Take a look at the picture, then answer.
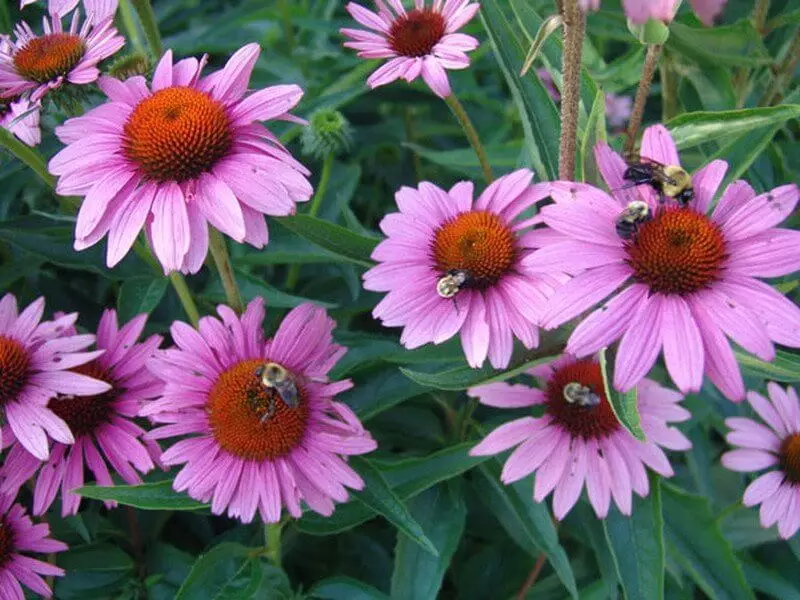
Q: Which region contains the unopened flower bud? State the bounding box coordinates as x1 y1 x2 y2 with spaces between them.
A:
301 109 354 159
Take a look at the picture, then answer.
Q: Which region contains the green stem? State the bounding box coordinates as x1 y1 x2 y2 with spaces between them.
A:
444 93 494 183
758 30 800 107
169 272 201 326
208 227 244 314
119 0 145 54
264 522 284 568
308 153 334 218
130 0 163 58
0 128 56 188
659 56 679 121
286 153 334 289
278 0 295 53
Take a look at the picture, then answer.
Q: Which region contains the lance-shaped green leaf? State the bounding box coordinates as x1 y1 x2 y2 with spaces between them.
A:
75 481 207 511
349 456 439 556
598 348 645 441
276 215 379 268
603 475 664 600
667 105 800 149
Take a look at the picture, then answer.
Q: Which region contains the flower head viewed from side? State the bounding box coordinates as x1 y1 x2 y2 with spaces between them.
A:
722 383 800 540
0 293 111 461
0 310 162 517
341 0 480 98
578 0 727 26
470 355 691 519
0 12 124 102
525 125 800 401
0 493 67 598
363 169 564 369
48 43 313 274
0 96 40 146
141 298 377 523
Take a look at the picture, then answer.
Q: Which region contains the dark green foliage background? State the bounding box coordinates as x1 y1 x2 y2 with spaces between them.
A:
0 0 798 598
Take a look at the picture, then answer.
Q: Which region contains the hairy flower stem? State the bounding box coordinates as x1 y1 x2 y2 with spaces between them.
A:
625 44 662 156
209 227 244 314
558 0 585 180
516 552 548 600
130 0 164 58
444 93 494 183
264 522 284 567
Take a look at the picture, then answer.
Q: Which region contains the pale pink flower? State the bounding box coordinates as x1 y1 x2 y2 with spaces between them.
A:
470 355 691 519
141 298 377 524
579 0 727 26
0 493 67 599
0 12 124 102
341 0 480 98
48 44 313 274
526 125 800 401
604 92 631 129
722 383 800 540
0 310 163 517
0 96 40 146
20 0 118 23
0 293 111 461
363 170 564 369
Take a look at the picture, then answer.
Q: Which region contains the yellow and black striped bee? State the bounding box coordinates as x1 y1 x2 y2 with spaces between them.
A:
436 269 473 299
623 157 694 206
254 362 299 422
563 382 601 408
615 200 651 240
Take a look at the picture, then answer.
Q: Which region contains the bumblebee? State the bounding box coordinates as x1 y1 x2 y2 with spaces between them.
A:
615 200 651 240
563 382 601 408
622 157 694 206
254 362 299 421
436 269 472 299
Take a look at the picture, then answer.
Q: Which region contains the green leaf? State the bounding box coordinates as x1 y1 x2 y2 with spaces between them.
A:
404 142 523 178
309 577 389 600
661 483 755 600
390 484 467 600
603 475 665 600
474 462 578 599
580 90 608 186
117 276 168 321
75 481 208 511
342 368 430 421
349 456 439 556
59 544 134 573
174 543 256 600
297 443 489 536
276 215 378 268
666 21 771 67
599 348 645 441
741 558 800 600
401 350 560 391
736 350 800 383
572 504 620 600
481 0 560 180
202 268 337 309
667 105 800 149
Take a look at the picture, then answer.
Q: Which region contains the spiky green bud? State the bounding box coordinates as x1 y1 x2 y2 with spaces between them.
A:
301 109 354 159
106 52 151 80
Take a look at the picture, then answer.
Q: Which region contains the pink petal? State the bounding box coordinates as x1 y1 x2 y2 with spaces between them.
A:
641 124 680 166
614 293 665 392
661 296 704 393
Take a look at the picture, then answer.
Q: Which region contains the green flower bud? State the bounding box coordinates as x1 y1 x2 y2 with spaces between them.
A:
301 109 354 159
106 52 151 80
627 17 671 45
